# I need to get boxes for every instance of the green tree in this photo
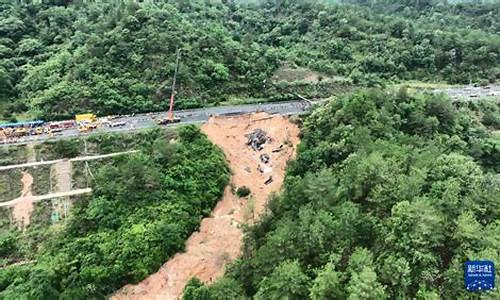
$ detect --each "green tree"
[309,262,344,300]
[255,260,310,300]
[346,267,386,300]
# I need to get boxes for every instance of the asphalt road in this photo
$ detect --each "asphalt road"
[3,85,498,147]
[434,84,500,100]
[1,100,310,146]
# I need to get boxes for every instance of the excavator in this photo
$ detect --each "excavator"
[156,49,181,126]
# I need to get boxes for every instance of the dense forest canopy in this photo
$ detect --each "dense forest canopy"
[184,91,500,299]
[0,0,498,120]
[0,127,230,298]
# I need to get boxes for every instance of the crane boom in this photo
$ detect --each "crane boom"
[168,48,181,120]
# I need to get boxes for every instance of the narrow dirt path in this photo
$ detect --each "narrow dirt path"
[12,171,34,227]
[53,160,72,193]
[51,159,73,219]
[113,113,300,300]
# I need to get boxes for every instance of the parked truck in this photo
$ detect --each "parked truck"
[76,114,98,133]
[75,114,97,123]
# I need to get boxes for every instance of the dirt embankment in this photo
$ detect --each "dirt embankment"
[113,113,300,300]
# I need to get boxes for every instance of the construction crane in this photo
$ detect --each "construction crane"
[157,48,182,125]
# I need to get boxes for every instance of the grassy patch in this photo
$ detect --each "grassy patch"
[71,161,89,190]
[0,207,12,231]
[71,158,114,190]
[30,166,51,196]
[34,139,83,161]
[30,201,53,228]
[0,145,26,166]
[0,170,22,201]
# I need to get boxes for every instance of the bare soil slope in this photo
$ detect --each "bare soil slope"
[12,171,34,227]
[113,113,300,300]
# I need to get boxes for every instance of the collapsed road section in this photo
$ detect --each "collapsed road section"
[113,112,300,300]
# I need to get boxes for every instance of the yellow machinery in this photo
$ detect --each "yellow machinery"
[1,128,13,138]
[78,125,89,133]
[76,114,98,133]
[13,128,27,137]
[78,123,97,132]
[34,127,44,135]
[75,114,97,123]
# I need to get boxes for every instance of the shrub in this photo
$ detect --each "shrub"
[236,186,251,198]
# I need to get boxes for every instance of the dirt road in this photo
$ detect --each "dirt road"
[113,112,300,300]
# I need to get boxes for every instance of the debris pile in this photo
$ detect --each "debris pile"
[246,128,274,184]
[257,164,272,174]
[259,153,270,164]
[272,144,284,153]
[246,129,267,151]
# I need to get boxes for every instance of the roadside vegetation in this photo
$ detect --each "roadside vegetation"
[0,127,230,298]
[185,90,500,299]
[0,0,498,120]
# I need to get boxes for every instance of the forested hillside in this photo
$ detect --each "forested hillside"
[0,0,499,120]
[0,127,230,298]
[184,91,500,299]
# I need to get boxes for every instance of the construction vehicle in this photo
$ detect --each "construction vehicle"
[1,128,13,138]
[156,49,182,126]
[13,128,28,137]
[75,114,97,123]
[78,125,90,133]
[76,114,98,133]
[30,127,44,135]
[0,120,44,138]
[78,121,98,133]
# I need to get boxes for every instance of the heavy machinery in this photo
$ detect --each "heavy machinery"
[31,127,44,135]
[75,114,97,123]
[156,49,181,126]
[13,128,27,137]
[78,125,90,133]
[78,122,98,133]
[76,114,98,133]
[0,120,44,138]
[0,129,6,141]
